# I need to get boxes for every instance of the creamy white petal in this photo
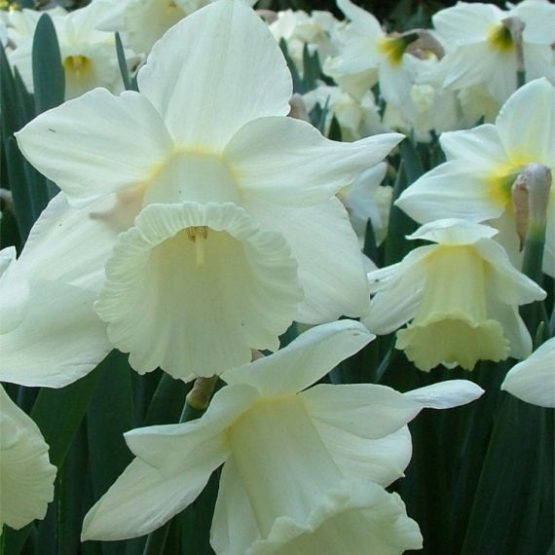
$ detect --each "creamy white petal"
[226,116,403,206]
[211,456,261,555]
[0,386,56,531]
[474,238,547,305]
[124,384,258,473]
[96,202,301,379]
[337,0,383,37]
[15,192,123,290]
[0,279,110,388]
[137,0,291,150]
[312,422,412,486]
[396,161,504,224]
[15,89,174,206]
[501,337,555,407]
[439,124,507,167]
[244,197,370,323]
[496,78,555,164]
[363,250,431,335]
[222,320,373,397]
[407,219,498,246]
[81,455,222,542]
[404,380,484,408]
[485,289,533,360]
[301,383,424,440]
[432,4,504,43]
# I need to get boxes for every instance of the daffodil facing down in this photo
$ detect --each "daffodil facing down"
[0,385,56,533]
[10,0,403,384]
[363,220,546,371]
[396,78,555,278]
[501,337,555,408]
[81,320,484,553]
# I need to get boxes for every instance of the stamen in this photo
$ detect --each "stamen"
[186,226,209,268]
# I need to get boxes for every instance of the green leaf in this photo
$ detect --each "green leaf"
[115,32,137,92]
[86,351,134,555]
[279,38,303,94]
[32,14,65,115]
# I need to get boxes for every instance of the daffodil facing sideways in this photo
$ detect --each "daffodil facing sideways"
[0,385,56,534]
[432,0,555,104]
[501,337,555,408]
[323,0,429,105]
[396,78,555,278]
[6,0,404,386]
[80,320,484,553]
[362,220,546,372]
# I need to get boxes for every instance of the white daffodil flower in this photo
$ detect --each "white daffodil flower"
[501,337,555,408]
[324,0,420,105]
[396,78,555,277]
[432,0,555,104]
[10,0,402,385]
[94,0,220,56]
[8,2,134,99]
[0,385,56,533]
[363,220,546,372]
[81,320,483,553]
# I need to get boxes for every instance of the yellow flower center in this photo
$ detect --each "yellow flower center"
[487,158,528,208]
[487,24,514,53]
[63,55,91,78]
[378,37,406,67]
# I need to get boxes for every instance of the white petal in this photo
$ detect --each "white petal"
[363,249,431,335]
[407,219,499,246]
[337,0,383,36]
[124,384,258,473]
[81,455,221,542]
[312,422,412,486]
[496,77,555,164]
[0,279,110,388]
[0,386,56,530]
[501,338,555,407]
[222,320,373,397]
[485,292,533,360]
[211,456,261,555]
[432,4,503,43]
[137,0,291,150]
[225,116,403,206]
[396,161,504,224]
[474,238,547,304]
[96,202,301,379]
[245,197,370,323]
[15,89,173,206]
[439,124,507,167]
[301,383,424,440]
[15,192,122,290]
[404,380,484,408]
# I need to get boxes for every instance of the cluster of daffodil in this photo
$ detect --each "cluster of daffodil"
[0,0,553,553]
